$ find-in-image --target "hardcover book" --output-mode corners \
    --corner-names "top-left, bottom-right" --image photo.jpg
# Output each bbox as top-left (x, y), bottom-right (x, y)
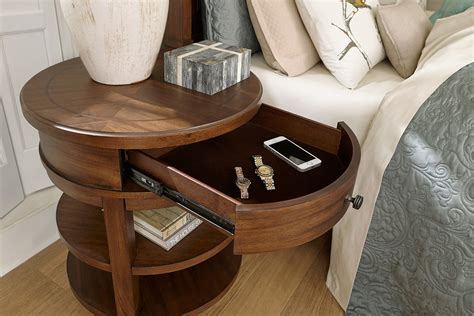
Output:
top-left (135, 218), bottom-right (202, 251)
top-left (133, 206), bottom-right (193, 240)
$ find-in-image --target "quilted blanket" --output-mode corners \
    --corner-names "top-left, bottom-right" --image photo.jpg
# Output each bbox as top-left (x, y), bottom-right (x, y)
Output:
top-left (326, 8), bottom-right (474, 312)
top-left (347, 62), bottom-right (474, 315)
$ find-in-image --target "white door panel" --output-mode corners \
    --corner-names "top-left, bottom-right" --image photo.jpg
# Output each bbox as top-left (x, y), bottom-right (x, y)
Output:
top-left (0, 0), bottom-right (63, 194)
top-left (0, 0), bottom-right (40, 13)
top-left (2, 32), bottom-right (50, 149)
top-left (0, 99), bottom-right (24, 217)
top-left (54, 0), bottom-right (79, 60)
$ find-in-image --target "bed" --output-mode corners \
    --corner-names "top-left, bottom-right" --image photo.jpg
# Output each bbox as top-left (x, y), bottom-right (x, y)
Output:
top-left (245, 5), bottom-right (473, 313)
top-left (251, 54), bottom-right (403, 143)
top-left (328, 9), bottom-right (474, 314)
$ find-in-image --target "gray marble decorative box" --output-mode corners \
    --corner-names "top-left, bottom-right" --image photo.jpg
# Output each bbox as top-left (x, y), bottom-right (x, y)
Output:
top-left (164, 40), bottom-right (251, 95)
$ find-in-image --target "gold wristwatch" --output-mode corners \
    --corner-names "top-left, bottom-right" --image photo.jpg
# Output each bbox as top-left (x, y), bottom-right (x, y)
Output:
top-left (235, 167), bottom-right (251, 199)
top-left (252, 155), bottom-right (275, 190)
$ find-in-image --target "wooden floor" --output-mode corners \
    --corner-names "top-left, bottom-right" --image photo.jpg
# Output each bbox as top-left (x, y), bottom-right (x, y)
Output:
top-left (0, 234), bottom-right (343, 316)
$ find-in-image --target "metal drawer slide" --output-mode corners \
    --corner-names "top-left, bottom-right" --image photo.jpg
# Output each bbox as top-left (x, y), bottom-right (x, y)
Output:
top-left (126, 166), bottom-right (235, 236)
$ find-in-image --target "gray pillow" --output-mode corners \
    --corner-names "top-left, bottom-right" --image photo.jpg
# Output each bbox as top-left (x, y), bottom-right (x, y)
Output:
top-left (202, 0), bottom-right (260, 53)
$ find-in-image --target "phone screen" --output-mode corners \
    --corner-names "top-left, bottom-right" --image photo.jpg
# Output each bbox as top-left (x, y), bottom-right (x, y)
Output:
top-left (269, 139), bottom-right (315, 166)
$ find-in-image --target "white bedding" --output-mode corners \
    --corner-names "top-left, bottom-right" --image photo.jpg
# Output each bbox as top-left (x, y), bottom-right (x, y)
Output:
top-left (250, 53), bottom-right (403, 143)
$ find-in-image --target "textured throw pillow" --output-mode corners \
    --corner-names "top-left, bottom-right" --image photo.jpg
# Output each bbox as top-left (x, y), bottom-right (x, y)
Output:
top-left (246, 0), bottom-right (320, 76)
top-left (296, 0), bottom-right (386, 89)
top-left (202, 0), bottom-right (260, 53)
top-left (376, 0), bottom-right (432, 78)
top-left (430, 0), bottom-right (474, 24)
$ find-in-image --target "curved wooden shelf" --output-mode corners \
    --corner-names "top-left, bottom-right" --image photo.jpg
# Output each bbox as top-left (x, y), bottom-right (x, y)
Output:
top-left (43, 156), bottom-right (176, 210)
top-left (21, 58), bottom-right (262, 149)
top-left (67, 244), bottom-right (241, 315)
top-left (57, 195), bottom-right (232, 275)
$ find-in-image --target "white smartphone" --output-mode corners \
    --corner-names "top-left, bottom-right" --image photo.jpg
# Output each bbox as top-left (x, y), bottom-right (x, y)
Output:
top-left (264, 136), bottom-right (321, 172)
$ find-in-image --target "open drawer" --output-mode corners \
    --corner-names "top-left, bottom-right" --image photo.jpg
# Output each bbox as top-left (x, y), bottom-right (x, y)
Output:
top-left (126, 105), bottom-right (361, 254)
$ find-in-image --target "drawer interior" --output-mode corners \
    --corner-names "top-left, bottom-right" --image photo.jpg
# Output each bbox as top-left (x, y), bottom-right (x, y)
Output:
top-left (139, 106), bottom-right (347, 205)
top-left (127, 105), bottom-right (360, 253)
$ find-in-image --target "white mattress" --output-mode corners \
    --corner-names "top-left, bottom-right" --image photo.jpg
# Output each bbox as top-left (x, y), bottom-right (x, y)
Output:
top-left (250, 53), bottom-right (403, 143)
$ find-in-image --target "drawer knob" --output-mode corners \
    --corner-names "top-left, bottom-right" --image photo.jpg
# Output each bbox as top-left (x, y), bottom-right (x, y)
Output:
top-left (347, 195), bottom-right (364, 210)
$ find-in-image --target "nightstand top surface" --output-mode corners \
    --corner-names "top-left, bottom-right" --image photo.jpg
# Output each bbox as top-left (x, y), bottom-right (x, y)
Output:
top-left (21, 58), bottom-right (262, 149)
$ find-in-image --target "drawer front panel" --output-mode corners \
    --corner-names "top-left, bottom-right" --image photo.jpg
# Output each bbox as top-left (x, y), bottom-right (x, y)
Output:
top-left (234, 169), bottom-right (357, 254)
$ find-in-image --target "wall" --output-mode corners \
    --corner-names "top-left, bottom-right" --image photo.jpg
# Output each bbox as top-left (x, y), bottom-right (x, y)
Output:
top-left (0, 187), bottom-right (61, 276)
top-left (0, 99), bottom-right (24, 217)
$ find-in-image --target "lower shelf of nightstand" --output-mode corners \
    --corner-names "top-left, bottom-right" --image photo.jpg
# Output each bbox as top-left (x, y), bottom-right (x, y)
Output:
top-left (67, 242), bottom-right (241, 315)
top-left (57, 194), bottom-right (233, 275)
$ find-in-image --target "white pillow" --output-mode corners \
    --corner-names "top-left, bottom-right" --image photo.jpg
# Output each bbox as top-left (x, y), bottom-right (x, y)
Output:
top-left (296, 0), bottom-right (386, 89)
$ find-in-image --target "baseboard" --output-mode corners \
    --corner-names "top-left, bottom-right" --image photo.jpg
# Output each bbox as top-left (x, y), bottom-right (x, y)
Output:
top-left (0, 187), bottom-right (62, 276)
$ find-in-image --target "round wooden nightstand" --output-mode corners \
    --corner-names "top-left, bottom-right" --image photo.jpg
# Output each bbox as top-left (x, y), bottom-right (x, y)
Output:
top-left (21, 57), bottom-right (261, 315)
top-left (21, 57), bottom-right (361, 315)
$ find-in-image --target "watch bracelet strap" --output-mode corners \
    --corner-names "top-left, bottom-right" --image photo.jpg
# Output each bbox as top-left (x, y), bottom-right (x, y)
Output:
top-left (263, 177), bottom-right (275, 190)
top-left (253, 155), bottom-right (263, 167)
top-left (264, 177), bottom-right (274, 185)
top-left (235, 167), bottom-right (250, 199)
top-left (235, 167), bottom-right (244, 180)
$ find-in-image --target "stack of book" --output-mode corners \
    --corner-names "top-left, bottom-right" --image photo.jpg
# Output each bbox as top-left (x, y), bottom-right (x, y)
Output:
top-left (133, 207), bottom-right (201, 251)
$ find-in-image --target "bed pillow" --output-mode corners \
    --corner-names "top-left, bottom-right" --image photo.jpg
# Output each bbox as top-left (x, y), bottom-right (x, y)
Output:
top-left (368, 0), bottom-right (427, 10)
top-left (296, 0), bottom-right (386, 89)
top-left (429, 0), bottom-right (474, 24)
top-left (201, 0), bottom-right (260, 53)
top-left (246, 0), bottom-right (320, 76)
top-left (376, 0), bottom-right (432, 78)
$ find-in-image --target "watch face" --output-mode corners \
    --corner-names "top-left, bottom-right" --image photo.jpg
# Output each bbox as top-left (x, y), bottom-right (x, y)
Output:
top-left (258, 165), bottom-right (273, 176)
top-left (236, 178), bottom-right (251, 187)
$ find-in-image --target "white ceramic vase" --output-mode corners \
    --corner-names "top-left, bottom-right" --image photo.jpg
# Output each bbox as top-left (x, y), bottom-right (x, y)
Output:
top-left (60, 0), bottom-right (169, 85)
